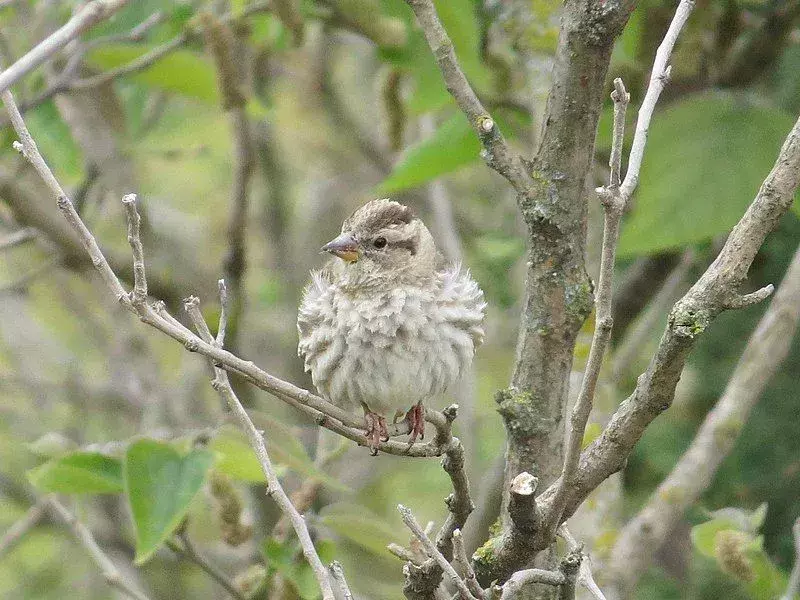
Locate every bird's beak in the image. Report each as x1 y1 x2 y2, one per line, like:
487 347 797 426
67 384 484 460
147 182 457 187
321 232 359 263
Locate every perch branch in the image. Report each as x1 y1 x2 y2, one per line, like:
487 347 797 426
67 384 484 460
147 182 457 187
183 293 336 600
610 242 800 593
0 0 129 94
2 79 453 457
398 505 477 600
48 498 151 600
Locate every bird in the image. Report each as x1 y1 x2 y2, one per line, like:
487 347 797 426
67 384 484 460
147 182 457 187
297 199 486 454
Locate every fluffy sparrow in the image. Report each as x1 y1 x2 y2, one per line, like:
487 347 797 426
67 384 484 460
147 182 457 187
297 199 485 453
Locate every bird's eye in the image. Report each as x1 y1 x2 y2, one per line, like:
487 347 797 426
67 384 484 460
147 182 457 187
373 237 387 249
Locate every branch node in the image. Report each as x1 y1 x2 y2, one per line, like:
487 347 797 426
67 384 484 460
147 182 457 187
724 284 774 310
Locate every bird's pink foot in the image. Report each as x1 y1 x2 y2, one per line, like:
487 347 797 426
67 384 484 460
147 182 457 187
405 402 425 448
363 410 389 456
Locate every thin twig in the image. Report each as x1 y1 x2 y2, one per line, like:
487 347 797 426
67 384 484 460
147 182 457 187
558 525 607 600
166 535 246 600
548 0 698 534
403 0 534 201
452 529 485 599
398 504 477 600
2 80 452 457
330 561 354 600
547 78 629 532
48 498 152 600
782 518 800 600
0 500 46 560
184 293 335 600
610 243 800 594
498 568 565 599
0 0 129 94
0 227 36 251
618 0 697 199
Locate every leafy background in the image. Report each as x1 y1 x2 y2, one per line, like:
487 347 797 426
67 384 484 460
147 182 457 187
0 0 799 599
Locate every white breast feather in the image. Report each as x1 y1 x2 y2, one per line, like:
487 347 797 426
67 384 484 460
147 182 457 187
297 265 486 416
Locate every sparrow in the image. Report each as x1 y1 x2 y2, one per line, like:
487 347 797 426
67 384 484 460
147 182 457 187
297 199 486 454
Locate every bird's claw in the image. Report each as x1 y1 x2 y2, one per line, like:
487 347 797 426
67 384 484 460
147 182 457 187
405 402 425 450
364 411 388 456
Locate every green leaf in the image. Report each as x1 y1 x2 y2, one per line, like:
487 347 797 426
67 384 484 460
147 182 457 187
319 503 403 556
378 112 478 193
691 518 741 558
28 453 123 494
125 439 213 564
16 100 84 183
618 92 800 257
85 43 220 104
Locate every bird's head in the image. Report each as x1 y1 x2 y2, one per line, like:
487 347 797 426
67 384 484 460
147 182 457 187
321 199 437 284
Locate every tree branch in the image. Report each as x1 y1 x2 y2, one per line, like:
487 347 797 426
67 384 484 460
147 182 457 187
403 0 535 200
0 0 129 94
609 241 800 594
398 504 477 600
0 499 46 560
48 498 152 600
183 292 336 600
166 533 246 600
538 110 800 525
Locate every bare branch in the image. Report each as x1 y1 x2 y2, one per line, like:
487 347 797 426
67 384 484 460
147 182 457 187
166 534 246 600
548 78 630 533
402 0 534 199
2 82 453 456
452 530 485 599
547 0 696 533
183 293 335 600
782 518 800 600
538 111 800 525
619 0 697 199
0 0 129 94
497 569 565 599
610 242 800 593
48 498 151 600
0 500 46 560
0 227 36 251
558 525 608 600
122 194 147 305
398 504 477 600
330 561 354 600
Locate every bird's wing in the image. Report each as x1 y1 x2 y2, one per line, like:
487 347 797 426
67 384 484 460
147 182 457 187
438 263 487 348
297 267 334 359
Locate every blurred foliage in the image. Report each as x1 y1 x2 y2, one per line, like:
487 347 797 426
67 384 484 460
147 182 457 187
1 0 800 599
